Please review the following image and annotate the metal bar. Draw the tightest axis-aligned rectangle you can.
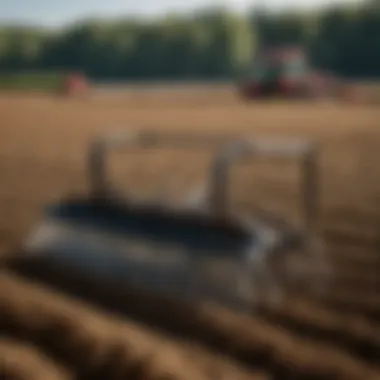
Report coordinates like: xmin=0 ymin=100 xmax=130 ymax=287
xmin=302 ymin=147 xmax=319 ymax=246
xmin=88 ymin=131 xmax=141 ymax=198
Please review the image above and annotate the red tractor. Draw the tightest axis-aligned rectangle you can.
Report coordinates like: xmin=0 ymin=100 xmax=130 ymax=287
xmin=238 ymin=47 xmax=341 ymax=100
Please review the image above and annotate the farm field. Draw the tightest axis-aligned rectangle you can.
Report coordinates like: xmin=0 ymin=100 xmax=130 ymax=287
xmin=1 ymin=87 xmax=380 ymax=380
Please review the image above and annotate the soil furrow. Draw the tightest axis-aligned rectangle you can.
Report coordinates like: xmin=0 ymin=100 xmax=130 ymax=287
xmin=255 ymin=299 xmax=380 ymax=363
xmin=5 ymin=261 xmax=380 ymax=380
xmin=0 ymin=271 xmax=267 ymax=380
xmin=0 ymin=337 xmax=74 ymax=380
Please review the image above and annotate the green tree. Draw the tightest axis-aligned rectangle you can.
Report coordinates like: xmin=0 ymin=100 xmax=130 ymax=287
xmin=0 ymin=0 xmax=379 ymax=80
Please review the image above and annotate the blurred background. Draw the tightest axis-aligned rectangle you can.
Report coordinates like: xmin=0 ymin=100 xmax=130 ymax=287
xmin=0 ymin=0 xmax=379 ymax=87
xmin=1 ymin=2 xmax=380 ymax=380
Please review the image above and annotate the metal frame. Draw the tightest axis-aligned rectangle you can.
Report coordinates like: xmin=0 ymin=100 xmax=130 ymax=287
xmin=88 ymin=130 xmax=320 ymax=252
xmin=18 ymin=130 xmax=324 ymax=310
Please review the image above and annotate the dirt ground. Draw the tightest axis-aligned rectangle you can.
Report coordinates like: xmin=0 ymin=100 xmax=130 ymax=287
xmin=1 ymin=88 xmax=380 ymax=380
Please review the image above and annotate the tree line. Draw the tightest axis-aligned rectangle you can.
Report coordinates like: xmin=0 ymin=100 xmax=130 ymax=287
xmin=0 ymin=0 xmax=379 ymax=80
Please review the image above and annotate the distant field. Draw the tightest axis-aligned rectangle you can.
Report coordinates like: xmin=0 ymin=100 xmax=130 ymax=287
xmin=1 ymin=72 xmax=379 ymax=103
xmin=1 ymin=89 xmax=380 ymax=380
xmin=93 ymin=80 xmax=380 ymax=105
xmin=0 ymin=72 xmax=64 ymax=92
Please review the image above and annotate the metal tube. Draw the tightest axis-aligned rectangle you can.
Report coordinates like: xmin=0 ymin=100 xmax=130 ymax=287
xmin=88 ymin=131 xmax=142 ymax=199
xmin=208 ymin=140 xmax=253 ymax=218
xmin=302 ymin=146 xmax=319 ymax=244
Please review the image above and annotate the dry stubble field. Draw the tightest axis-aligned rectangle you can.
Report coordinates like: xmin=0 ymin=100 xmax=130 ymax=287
xmin=1 ymin=87 xmax=380 ymax=380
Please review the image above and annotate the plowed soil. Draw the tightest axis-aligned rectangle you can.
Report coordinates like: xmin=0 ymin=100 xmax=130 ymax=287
xmin=1 ymin=88 xmax=380 ymax=380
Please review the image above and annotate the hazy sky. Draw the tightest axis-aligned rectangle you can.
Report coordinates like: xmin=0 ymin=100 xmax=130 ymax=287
xmin=0 ymin=0 xmax=364 ymax=27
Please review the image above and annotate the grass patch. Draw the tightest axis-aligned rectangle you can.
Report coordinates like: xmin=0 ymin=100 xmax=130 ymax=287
xmin=0 ymin=72 xmax=64 ymax=92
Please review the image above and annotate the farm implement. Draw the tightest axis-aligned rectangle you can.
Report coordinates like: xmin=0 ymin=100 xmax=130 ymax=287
xmin=11 ymin=130 xmax=330 ymax=312
xmin=238 ymin=46 xmax=346 ymax=101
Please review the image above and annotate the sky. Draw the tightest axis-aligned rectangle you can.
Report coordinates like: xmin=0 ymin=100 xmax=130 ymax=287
xmin=0 ymin=0 xmax=364 ymax=27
